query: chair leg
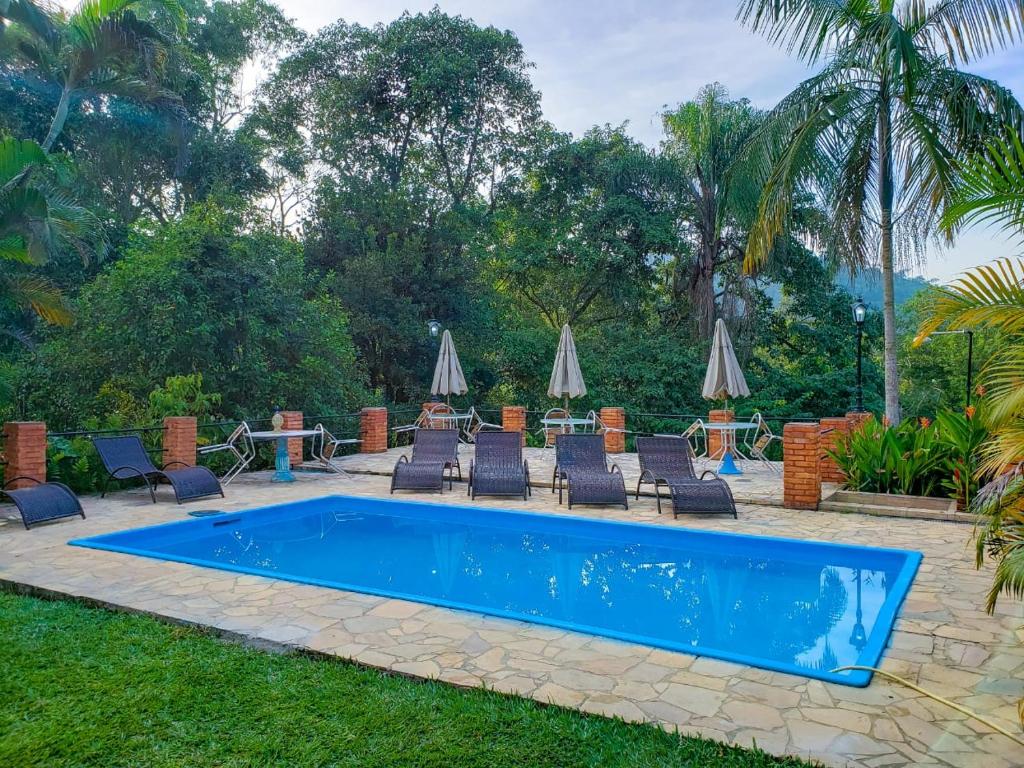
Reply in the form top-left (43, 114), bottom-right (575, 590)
top-left (635, 478), bottom-right (642, 500)
top-left (100, 475), bottom-right (109, 499)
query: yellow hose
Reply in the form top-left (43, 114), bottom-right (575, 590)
top-left (831, 665), bottom-right (1024, 748)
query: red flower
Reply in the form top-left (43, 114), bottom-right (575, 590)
top-left (966, 405), bottom-right (976, 420)
top-left (919, 417), bottom-right (931, 428)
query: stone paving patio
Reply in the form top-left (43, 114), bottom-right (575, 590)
top-left (1, 465), bottom-right (1022, 768)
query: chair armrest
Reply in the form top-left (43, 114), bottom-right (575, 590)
top-left (2, 476), bottom-right (44, 490)
top-left (700, 469), bottom-right (722, 481)
top-left (609, 463), bottom-right (623, 476)
top-left (396, 455), bottom-right (409, 465)
top-left (161, 461), bottom-right (191, 471)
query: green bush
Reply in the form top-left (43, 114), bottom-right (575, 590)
top-left (828, 409), bottom-right (989, 501)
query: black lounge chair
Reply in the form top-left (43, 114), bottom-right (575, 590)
top-left (553, 434), bottom-right (628, 510)
top-left (92, 435), bottom-right (224, 504)
top-left (468, 431), bottom-right (530, 500)
top-left (635, 436), bottom-right (737, 518)
top-left (2, 477), bottom-right (85, 529)
top-left (391, 429), bottom-right (461, 494)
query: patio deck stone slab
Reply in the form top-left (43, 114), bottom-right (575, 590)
top-left (1, 468), bottom-right (1022, 768)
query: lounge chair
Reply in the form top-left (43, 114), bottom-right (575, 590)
top-left (93, 435), bottom-right (224, 504)
top-left (468, 431), bottom-right (530, 500)
top-left (553, 433), bottom-right (628, 509)
top-left (635, 436), bottom-right (737, 518)
top-left (390, 429), bottom-right (461, 494)
top-left (2, 477), bottom-right (85, 529)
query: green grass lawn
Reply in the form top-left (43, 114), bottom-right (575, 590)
top-left (0, 592), bottom-right (813, 767)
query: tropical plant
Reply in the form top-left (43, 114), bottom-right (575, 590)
top-left (934, 405), bottom-right (990, 509)
top-left (829, 417), bottom-right (950, 497)
top-left (917, 258), bottom-right (1024, 610)
top-left (737, 0), bottom-right (1024, 425)
top-left (1, 0), bottom-right (187, 152)
top-left (0, 136), bottom-right (97, 328)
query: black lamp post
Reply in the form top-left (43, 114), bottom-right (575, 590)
top-left (426, 319), bottom-right (442, 402)
top-left (849, 569), bottom-right (867, 652)
top-left (851, 297), bottom-right (867, 413)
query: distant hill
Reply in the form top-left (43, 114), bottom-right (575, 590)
top-left (837, 267), bottom-right (933, 309)
top-left (762, 267), bottom-right (933, 308)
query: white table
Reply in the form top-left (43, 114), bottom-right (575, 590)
top-left (702, 421), bottom-right (758, 474)
top-left (249, 428), bottom-right (355, 481)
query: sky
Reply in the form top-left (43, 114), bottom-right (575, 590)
top-left (275, 0), bottom-right (1024, 283)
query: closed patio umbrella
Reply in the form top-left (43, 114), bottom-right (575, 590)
top-left (702, 318), bottom-right (749, 404)
top-left (548, 324), bottom-right (587, 411)
top-left (702, 318), bottom-right (749, 475)
top-left (431, 329), bottom-right (468, 404)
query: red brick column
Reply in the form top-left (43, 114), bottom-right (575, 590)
top-left (502, 406), bottom-right (526, 446)
top-left (162, 416), bottom-right (197, 468)
top-left (599, 407), bottom-right (626, 453)
top-left (707, 409), bottom-right (735, 460)
top-left (783, 422), bottom-right (821, 510)
top-left (2, 421), bottom-right (47, 489)
top-left (360, 407), bottom-right (388, 453)
top-left (819, 417), bottom-right (850, 484)
top-left (280, 411), bottom-right (303, 467)
top-left (846, 411), bottom-right (873, 432)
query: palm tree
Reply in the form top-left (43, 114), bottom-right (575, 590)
top-left (738, 0), bottom-right (1024, 424)
top-left (942, 127), bottom-right (1024, 235)
top-left (1, 0), bottom-right (186, 152)
top-left (661, 83), bottom-right (762, 337)
top-left (1, 136), bottom-right (98, 328)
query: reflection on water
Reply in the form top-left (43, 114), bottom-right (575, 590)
top-left (142, 507), bottom-right (904, 678)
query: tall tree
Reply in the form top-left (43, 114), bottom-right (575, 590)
top-left (1, 0), bottom-right (187, 153)
top-left (489, 126), bottom-right (677, 329)
top-left (738, 0), bottom-right (1024, 423)
top-left (661, 84), bottom-right (762, 336)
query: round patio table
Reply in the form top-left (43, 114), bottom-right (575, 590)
top-left (249, 429), bottom-right (321, 483)
top-left (702, 421), bottom-right (758, 475)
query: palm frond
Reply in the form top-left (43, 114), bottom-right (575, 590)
top-left (915, 258), bottom-right (1024, 342)
top-left (736, 0), bottom-right (864, 63)
top-left (942, 128), bottom-right (1024, 233)
top-left (0, 273), bottom-right (72, 325)
top-left (910, 0), bottom-right (1024, 64)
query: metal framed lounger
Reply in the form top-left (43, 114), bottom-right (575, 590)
top-left (2, 477), bottom-right (85, 529)
top-left (554, 434), bottom-right (628, 509)
top-left (390, 429), bottom-right (461, 494)
top-left (92, 435), bottom-right (224, 504)
top-left (635, 436), bottom-right (737, 518)
top-left (468, 431), bottom-right (531, 500)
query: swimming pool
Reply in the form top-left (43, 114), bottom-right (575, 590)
top-left (71, 495), bottom-right (921, 686)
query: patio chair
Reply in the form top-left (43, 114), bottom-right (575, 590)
top-left (197, 421), bottom-right (255, 485)
top-left (635, 436), bottom-right (737, 518)
top-left (682, 418), bottom-right (708, 462)
top-left (746, 412), bottom-right (781, 472)
top-left (93, 435), bottom-right (224, 504)
top-left (424, 402), bottom-right (454, 429)
top-left (553, 433), bottom-right (628, 510)
top-left (464, 407), bottom-right (503, 444)
top-left (468, 431), bottom-right (531, 500)
top-left (390, 429), bottom-right (461, 494)
top-left (391, 408), bottom-right (431, 445)
top-left (2, 477), bottom-right (85, 529)
top-left (311, 423), bottom-right (361, 472)
top-left (540, 407), bottom-right (571, 448)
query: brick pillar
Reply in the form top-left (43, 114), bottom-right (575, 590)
top-left (280, 411), bottom-right (303, 467)
top-left (783, 422), bottom-right (821, 510)
top-left (707, 409), bottom-right (735, 460)
top-left (359, 407), bottom-right (388, 453)
top-left (502, 406), bottom-right (526, 446)
top-left (846, 411), bottom-right (873, 432)
top-left (599, 407), bottom-right (626, 453)
top-left (819, 417), bottom-right (850, 484)
top-left (2, 421), bottom-right (47, 489)
top-left (162, 416), bottom-right (197, 468)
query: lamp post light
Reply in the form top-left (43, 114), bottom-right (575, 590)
top-left (426, 319), bottom-right (442, 403)
top-left (851, 297), bottom-right (867, 413)
top-left (923, 329), bottom-right (975, 408)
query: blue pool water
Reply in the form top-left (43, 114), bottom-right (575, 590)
top-left (71, 496), bottom-right (921, 686)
